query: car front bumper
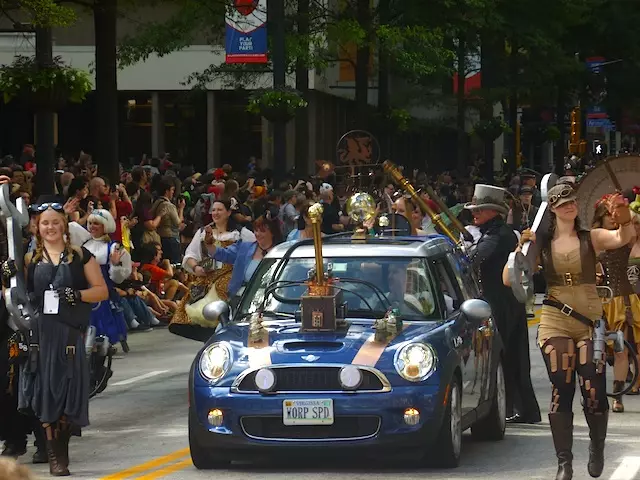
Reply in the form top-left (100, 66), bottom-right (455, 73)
top-left (190, 385), bottom-right (447, 457)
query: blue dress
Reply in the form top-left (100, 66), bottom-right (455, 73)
top-left (86, 241), bottom-right (128, 346)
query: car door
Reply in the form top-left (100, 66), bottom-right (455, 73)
top-left (446, 252), bottom-right (494, 407)
top-left (432, 257), bottom-right (478, 416)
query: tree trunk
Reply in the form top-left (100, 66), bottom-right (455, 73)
top-left (94, 0), bottom-right (119, 185)
top-left (456, 37), bottom-right (467, 177)
top-left (355, 0), bottom-right (371, 128)
top-left (377, 0), bottom-right (390, 159)
top-left (294, 0), bottom-right (309, 177)
top-left (506, 40), bottom-right (518, 174)
top-left (480, 32), bottom-right (494, 183)
top-left (34, 27), bottom-right (55, 196)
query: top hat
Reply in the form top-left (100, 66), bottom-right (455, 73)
top-left (464, 184), bottom-right (509, 215)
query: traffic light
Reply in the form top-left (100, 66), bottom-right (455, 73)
top-left (568, 107), bottom-right (582, 154)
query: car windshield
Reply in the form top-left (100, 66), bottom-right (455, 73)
top-left (235, 256), bottom-right (442, 321)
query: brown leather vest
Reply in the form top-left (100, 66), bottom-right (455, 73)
top-left (540, 230), bottom-right (596, 285)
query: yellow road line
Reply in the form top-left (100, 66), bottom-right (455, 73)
top-left (99, 448), bottom-right (190, 480)
top-left (135, 458), bottom-right (193, 480)
top-left (527, 308), bottom-right (542, 327)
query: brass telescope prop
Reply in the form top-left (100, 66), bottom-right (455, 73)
top-left (382, 160), bottom-right (462, 246)
top-left (300, 202), bottom-right (345, 332)
top-left (421, 183), bottom-right (474, 242)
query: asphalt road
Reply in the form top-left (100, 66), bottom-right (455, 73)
top-left (13, 321), bottom-right (640, 480)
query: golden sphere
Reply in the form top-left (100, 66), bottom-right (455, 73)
top-left (345, 192), bottom-right (377, 224)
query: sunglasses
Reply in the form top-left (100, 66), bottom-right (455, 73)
top-left (548, 187), bottom-right (574, 206)
top-left (29, 203), bottom-right (64, 213)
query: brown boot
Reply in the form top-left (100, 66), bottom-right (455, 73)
top-left (549, 413), bottom-right (573, 480)
top-left (585, 411), bottom-right (608, 478)
top-left (43, 424), bottom-right (70, 477)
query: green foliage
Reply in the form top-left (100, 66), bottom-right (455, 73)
top-left (472, 117), bottom-right (511, 142)
top-left (1, 0), bottom-right (77, 27)
top-left (0, 55), bottom-right (92, 104)
top-left (246, 86), bottom-right (308, 121)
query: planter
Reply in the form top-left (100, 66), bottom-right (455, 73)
top-left (260, 105), bottom-right (296, 123)
top-left (16, 85), bottom-right (69, 110)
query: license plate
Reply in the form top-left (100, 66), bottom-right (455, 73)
top-left (282, 399), bottom-right (334, 426)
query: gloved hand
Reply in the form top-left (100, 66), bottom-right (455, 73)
top-left (519, 229), bottom-right (536, 247)
top-left (1, 259), bottom-right (17, 287)
top-left (57, 287), bottom-right (82, 307)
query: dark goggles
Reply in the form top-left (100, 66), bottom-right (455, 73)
top-left (548, 186), bottom-right (574, 206)
top-left (30, 202), bottom-right (64, 213)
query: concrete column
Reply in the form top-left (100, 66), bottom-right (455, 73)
top-left (542, 142), bottom-right (554, 172)
top-left (307, 94), bottom-right (317, 175)
top-left (615, 130), bottom-right (622, 154)
top-left (493, 103), bottom-right (504, 173)
top-left (286, 119), bottom-right (295, 171)
top-left (261, 117), bottom-right (272, 167)
top-left (151, 92), bottom-right (164, 158)
top-left (206, 91), bottom-right (219, 170)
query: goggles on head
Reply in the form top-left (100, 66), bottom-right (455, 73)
top-left (29, 202), bottom-right (64, 213)
top-left (548, 186), bottom-right (574, 207)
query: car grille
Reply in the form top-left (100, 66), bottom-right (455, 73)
top-left (235, 366), bottom-right (385, 393)
top-left (240, 416), bottom-right (381, 441)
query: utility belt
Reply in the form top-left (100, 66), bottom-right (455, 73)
top-left (24, 319), bottom-right (84, 375)
top-left (546, 272), bottom-right (589, 287)
top-left (542, 298), bottom-right (593, 329)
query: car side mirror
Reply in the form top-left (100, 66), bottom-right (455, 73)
top-left (203, 301), bottom-right (231, 327)
top-left (459, 299), bottom-right (491, 328)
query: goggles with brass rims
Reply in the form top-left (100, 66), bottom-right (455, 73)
top-left (548, 186), bottom-right (575, 208)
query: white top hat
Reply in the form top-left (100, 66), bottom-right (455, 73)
top-left (463, 184), bottom-right (509, 215)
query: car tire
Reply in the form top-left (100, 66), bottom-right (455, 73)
top-left (471, 359), bottom-right (506, 441)
top-left (428, 377), bottom-right (462, 468)
top-left (188, 408), bottom-right (230, 469)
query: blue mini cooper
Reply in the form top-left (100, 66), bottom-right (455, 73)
top-left (188, 235), bottom-right (506, 469)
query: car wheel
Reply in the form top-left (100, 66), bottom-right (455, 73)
top-left (429, 377), bottom-right (462, 468)
top-left (471, 359), bottom-right (506, 441)
top-left (188, 408), bottom-right (230, 469)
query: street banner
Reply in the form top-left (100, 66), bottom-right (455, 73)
top-left (225, 0), bottom-right (268, 64)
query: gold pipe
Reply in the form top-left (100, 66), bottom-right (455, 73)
top-left (308, 202), bottom-right (325, 286)
top-left (382, 160), bottom-right (460, 245)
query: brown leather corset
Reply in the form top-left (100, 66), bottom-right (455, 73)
top-left (599, 245), bottom-right (633, 296)
top-left (541, 230), bottom-right (597, 287)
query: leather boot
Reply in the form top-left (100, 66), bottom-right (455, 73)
top-left (612, 381), bottom-right (625, 413)
top-left (44, 424), bottom-right (70, 477)
top-left (549, 413), bottom-right (573, 480)
top-left (585, 411), bottom-right (608, 478)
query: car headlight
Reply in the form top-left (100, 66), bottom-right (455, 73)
top-left (394, 343), bottom-right (436, 382)
top-left (199, 342), bottom-right (232, 383)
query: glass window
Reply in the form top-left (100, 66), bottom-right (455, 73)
top-left (236, 256), bottom-right (440, 321)
top-left (432, 258), bottom-right (461, 315)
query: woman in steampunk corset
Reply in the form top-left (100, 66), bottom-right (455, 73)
top-left (503, 184), bottom-right (634, 480)
top-left (592, 197), bottom-right (640, 412)
top-left (169, 199), bottom-right (254, 341)
top-left (14, 197), bottom-right (108, 476)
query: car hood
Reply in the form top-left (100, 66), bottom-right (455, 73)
top-left (211, 318), bottom-right (444, 367)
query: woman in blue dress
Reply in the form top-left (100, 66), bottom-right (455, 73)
top-left (82, 209), bottom-right (132, 351)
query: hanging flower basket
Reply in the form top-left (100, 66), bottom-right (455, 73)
top-left (246, 87), bottom-right (308, 123)
top-left (472, 117), bottom-right (511, 142)
top-left (0, 55), bottom-right (92, 110)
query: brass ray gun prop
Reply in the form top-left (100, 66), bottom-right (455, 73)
top-left (0, 182), bottom-right (35, 331)
top-left (382, 160), bottom-right (472, 245)
top-left (507, 173), bottom-right (557, 303)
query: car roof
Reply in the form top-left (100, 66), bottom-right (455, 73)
top-left (265, 234), bottom-right (456, 259)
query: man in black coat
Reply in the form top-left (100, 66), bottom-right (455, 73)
top-left (465, 184), bottom-right (541, 424)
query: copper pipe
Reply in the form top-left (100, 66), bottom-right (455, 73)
top-left (308, 202), bottom-right (325, 286)
top-left (383, 160), bottom-right (460, 245)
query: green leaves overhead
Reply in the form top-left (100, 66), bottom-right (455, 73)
top-left (0, 0), bottom-right (76, 26)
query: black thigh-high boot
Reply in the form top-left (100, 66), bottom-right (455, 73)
top-left (549, 413), bottom-right (573, 480)
top-left (585, 411), bottom-right (608, 478)
top-left (32, 421), bottom-right (48, 464)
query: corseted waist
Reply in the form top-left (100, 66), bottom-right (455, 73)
top-left (546, 272), bottom-right (594, 287)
